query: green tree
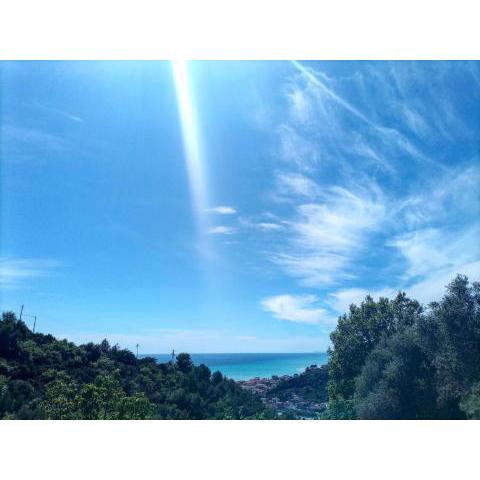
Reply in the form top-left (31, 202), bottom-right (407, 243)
top-left (354, 327), bottom-right (436, 419)
top-left (460, 382), bottom-right (480, 419)
top-left (0, 312), bottom-right (274, 420)
top-left (327, 293), bottom-right (422, 418)
top-left (84, 373), bottom-right (126, 419)
top-left (327, 275), bottom-right (480, 420)
top-left (41, 374), bottom-right (79, 420)
top-left (428, 275), bottom-right (480, 417)
top-left (117, 393), bottom-right (154, 419)
top-left (176, 353), bottom-right (194, 373)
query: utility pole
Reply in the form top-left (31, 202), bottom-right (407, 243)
top-left (21, 310), bottom-right (37, 333)
top-left (171, 349), bottom-right (175, 363)
top-left (136, 344), bottom-right (139, 359)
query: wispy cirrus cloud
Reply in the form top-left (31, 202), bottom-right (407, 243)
top-left (278, 124), bottom-right (320, 170)
top-left (327, 286), bottom-right (398, 315)
top-left (238, 216), bottom-right (284, 232)
top-left (327, 224), bottom-right (480, 313)
top-left (28, 101), bottom-right (84, 123)
top-left (206, 205), bottom-right (237, 215)
top-left (259, 61), bottom-right (479, 324)
top-left (395, 164), bottom-right (480, 229)
top-left (350, 134), bottom-right (396, 174)
top-left (271, 181), bottom-right (386, 286)
top-left (291, 60), bottom-right (378, 129)
top-left (389, 225), bottom-right (480, 281)
top-left (0, 257), bottom-right (62, 288)
top-left (1, 125), bottom-right (65, 153)
top-left (399, 103), bottom-right (432, 138)
top-left (270, 253), bottom-right (350, 287)
top-left (276, 172), bottom-right (319, 199)
top-left (255, 222), bottom-right (283, 231)
top-left (207, 226), bottom-right (236, 235)
top-left (286, 61), bottom-right (454, 176)
top-left (328, 259), bottom-right (480, 314)
top-left (404, 260), bottom-right (480, 306)
top-left (261, 294), bottom-right (334, 325)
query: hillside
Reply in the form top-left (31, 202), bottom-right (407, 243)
top-left (264, 365), bottom-right (329, 418)
top-left (0, 314), bottom-right (275, 420)
top-left (267, 364), bottom-right (328, 404)
top-left (2, 275), bottom-right (479, 420)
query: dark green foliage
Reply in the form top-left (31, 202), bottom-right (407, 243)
top-left (3, 275), bottom-right (476, 420)
top-left (176, 352), bottom-right (194, 373)
top-left (267, 365), bottom-right (329, 403)
top-left (459, 382), bottom-right (480, 419)
top-left (354, 328), bottom-right (436, 419)
top-left (0, 313), bottom-right (273, 420)
top-left (327, 292), bottom-right (423, 418)
top-left (327, 275), bottom-right (480, 419)
top-left (428, 275), bottom-right (480, 417)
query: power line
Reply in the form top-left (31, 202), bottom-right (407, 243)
top-left (18, 305), bottom-right (37, 333)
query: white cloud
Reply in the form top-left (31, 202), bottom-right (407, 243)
top-left (261, 62), bottom-right (479, 315)
top-left (351, 135), bottom-right (395, 174)
top-left (400, 104), bottom-right (431, 138)
top-left (405, 260), bottom-right (480, 305)
top-left (328, 287), bottom-right (398, 315)
top-left (207, 226), bottom-right (236, 235)
top-left (290, 61), bottom-right (448, 172)
top-left (291, 60), bottom-right (377, 129)
top-left (388, 62), bottom-right (470, 141)
top-left (2, 125), bottom-right (65, 152)
top-left (327, 226), bottom-right (480, 313)
top-left (292, 192), bottom-right (383, 250)
top-left (396, 165), bottom-right (480, 229)
top-left (389, 226), bottom-right (480, 279)
top-left (207, 206), bottom-right (237, 215)
top-left (386, 224), bottom-right (480, 304)
top-left (276, 172), bottom-right (318, 199)
top-left (287, 86), bottom-right (312, 124)
top-left (278, 124), bottom-right (320, 170)
top-left (238, 216), bottom-right (283, 232)
top-left (328, 259), bottom-right (480, 314)
top-left (261, 294), bottom-right (333, 325)
top-left (256, 222), bottom-right (283, 231)
top-left (0, 257), bottom-right (61, 287)
top-left (65, 113), bottom-right (83, 123)
top-left (271, 183), bottom-right (386, 286)
top-left (271, 253), bottom-right (350, 287)
top-left (28, 101), bottom-right (83, 123)
top-left (389, 228), bottom-right (452, 278)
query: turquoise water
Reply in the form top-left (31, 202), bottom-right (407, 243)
top-left (143, 352), bottom-right (328, 380)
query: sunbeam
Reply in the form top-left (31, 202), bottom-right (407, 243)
top-left (171, 60), bottom-right (209, 236)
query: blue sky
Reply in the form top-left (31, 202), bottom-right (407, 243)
top-left (1, 61), bottom-right (479, 352)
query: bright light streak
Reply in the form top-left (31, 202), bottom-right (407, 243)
top-left (172, 60), bottom-right (209, 234)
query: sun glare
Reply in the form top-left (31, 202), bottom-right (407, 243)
top-left (171, 60), bottom-right (209, 235)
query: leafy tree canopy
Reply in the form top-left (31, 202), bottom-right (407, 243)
top-left (327, 275), bottom-right (480, 419)
top-left (0, 314), bottom-right (274, 420)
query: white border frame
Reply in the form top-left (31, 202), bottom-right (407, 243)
top-left (1, 1), bottom-right (479, 478)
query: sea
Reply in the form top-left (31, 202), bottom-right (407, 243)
top-left (142, 352), bottom-right (328, 381)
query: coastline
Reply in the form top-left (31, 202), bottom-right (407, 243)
top-left (142, 352), bottom-right (328, 381)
